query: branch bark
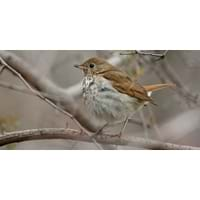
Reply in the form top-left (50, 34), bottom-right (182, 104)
top-left (0, 128), bottom-right (199, 150)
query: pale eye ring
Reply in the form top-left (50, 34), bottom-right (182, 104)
top-left (89, 63), bottom-right (95, 68)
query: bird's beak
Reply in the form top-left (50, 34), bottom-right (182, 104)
top-left (74, 64), bottom-right (86, 70)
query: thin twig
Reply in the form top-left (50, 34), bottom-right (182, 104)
top-left (129, 118), bottom-right (151, 128)
top-left (159, 59), bottom-right (200, 106)
top-left (0, 128), bottom-right (199, 150)
top-left (147, 105), bottom-right (162, 139)
top-left (120, 50), bottom-right (168, 59)
top-left (0, 80), bottom-right (58, 98)
top-left (139, 110), bottom-right (149, 139)
top-left (149, 62), bottom-right (191, 108)
top-left (0, 65), bottom-right (5, 74)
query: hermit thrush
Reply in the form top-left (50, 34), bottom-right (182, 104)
top-left (74, 57), bottom-right (175, 136)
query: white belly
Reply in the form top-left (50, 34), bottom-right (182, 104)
top-left (82, 76), bottom-right (143, 122)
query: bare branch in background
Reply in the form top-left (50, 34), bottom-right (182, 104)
top-left (139, 110), bottom-right (149, 139)
top-left (147, 105), bottom-right (162, 139)
top-left (158, 59), bottom-right (200, 107)
top-left (0, 128), bottom-right (199, 150)
top-left (120, 50), bottom-right (168, 60)
top-left (0, 80), bottom-right (59, 98)
top-left (129, 118), bottom-right (151, 128)
top-left (0, 65), bottom-right (5, 75)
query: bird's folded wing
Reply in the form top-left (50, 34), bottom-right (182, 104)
top-left (102, 70), bottom-right (153, 102)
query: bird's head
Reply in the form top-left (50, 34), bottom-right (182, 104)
top-left (74, 57), bottom-right (113, 76)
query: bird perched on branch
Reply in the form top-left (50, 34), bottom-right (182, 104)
top-left (74, 57), bottom-right (175, 136)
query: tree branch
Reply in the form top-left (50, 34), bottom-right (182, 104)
top-left (159, 59), bottom-right (200, 106)
top-left (120, 50), bottom-right (168, 60)
top-left (0, 128), bottom-right (198, 150)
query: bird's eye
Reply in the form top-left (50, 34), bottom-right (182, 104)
top-left (89, 63), bottom-right (95, 68)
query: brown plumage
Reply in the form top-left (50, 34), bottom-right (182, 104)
top-left (75, 57), bottom-right (175, 104)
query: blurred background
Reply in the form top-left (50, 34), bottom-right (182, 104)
top-left (0, 50), bottom-right (200, 149)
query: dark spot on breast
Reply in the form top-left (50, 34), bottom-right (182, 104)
top-left (100, 87), bottom-right (112, 92)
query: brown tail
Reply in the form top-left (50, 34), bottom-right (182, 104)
top-left (143, 83), bottom-right (176, 92)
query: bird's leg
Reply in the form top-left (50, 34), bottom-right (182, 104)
top-left (91, 122), bottom-right (109, 138)
top-left (92, 117), bottom-right (130, 138)
top-left (110, 117), bottom-right (129, 138)
top-left (119, 117), bottom-right (129, 137)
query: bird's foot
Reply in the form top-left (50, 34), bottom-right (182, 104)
top-left (91, 122), bottom-right (109, 138)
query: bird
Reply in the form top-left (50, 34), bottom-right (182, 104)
top-left (74, 57), bottom-right (175, 137)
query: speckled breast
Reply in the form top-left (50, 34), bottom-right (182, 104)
top-left (82, 76), bottom-right (141, 122)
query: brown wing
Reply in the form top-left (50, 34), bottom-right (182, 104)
top-left (102, 70), bottom-right (153, 102)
